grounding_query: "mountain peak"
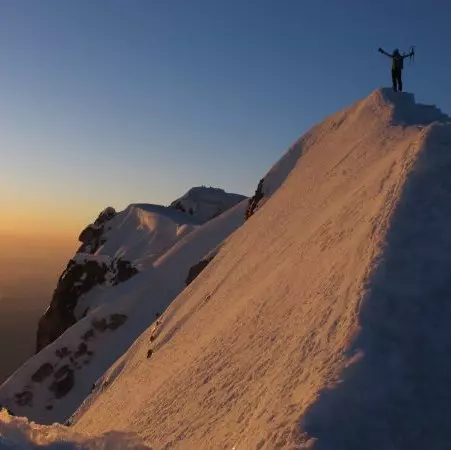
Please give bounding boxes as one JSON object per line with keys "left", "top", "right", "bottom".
{"left": 361, "top": 88, "right": 450, "bottom": 126}
{"left": 2, "top": 90, "right": 451, "bottom": 448}
{"left": 170, "top": 186, "right": 246, "bottom": 223}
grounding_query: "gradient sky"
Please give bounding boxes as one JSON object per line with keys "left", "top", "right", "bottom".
{"left": 1, "top": 0, "right": 450, "bottom": 235}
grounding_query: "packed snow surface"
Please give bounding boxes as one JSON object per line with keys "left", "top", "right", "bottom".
{"left": 71, "top": 89, "right": 451, "bottom": 449}
{"left": 0, "top": 409, "right": 150, "bottom": 449}
{"left": 3, "top": 89, "right": 451, "bottom": 450}
{"left": 0, "top": 200, "right": 247, "bottom": 424}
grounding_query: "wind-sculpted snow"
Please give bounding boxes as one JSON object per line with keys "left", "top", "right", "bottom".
{"left": 0, "top": 409, "right": 151, "bottom": 449}
{"left": 0, "top": 200, "right": 247, "bottom": 424}
{"left": 68, "top": 89, "right": 451, "bottom": 449}
{"left": 301, "top": 121, "right": 451, "bottom": 450}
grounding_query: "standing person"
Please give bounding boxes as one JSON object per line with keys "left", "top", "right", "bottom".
{"left": 378, "top": 47, "right": 415, "bottom": 92}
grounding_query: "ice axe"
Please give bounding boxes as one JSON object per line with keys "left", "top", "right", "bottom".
{"left": 409, "top": 45, "right": 416, "bottom": 64}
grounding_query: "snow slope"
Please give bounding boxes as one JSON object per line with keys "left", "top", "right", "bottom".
{"left": 0, "top": 199, "right": 247, "bottom": 425}
{"left": 35, "top": 204, "right": 198, "bottom": 353}
{"left": 68, "top": 89, "right": 451, "bottom": 449}
{"left": 93, "top": 204, "right": 200, "bottom": 266}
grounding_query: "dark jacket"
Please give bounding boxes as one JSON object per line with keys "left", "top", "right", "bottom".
{"left": 379, "top": 48, "right": 414, "bottom": 71}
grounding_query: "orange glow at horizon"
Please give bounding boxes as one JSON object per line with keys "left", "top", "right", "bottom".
{"left": 0, "top": 191, "right": 102, "bottom": 239}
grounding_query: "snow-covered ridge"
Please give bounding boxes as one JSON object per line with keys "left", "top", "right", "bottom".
{"left": 68, "top": 89, "right": 451, "bottom": 449}
{"left": 170, "top": 186, "right": 247, "bottom": 223}
{"left": 246, "top": 88, "right": 450, "bottom": 220}
{"left": 37, "top": 254, "right": 138, "bottom": 352}
{"left": 0, "top": 193, "right": 247, "bottom": 424}
{"left": 36, "top": 200, "right": 208, "bottom": 353}
{"left": 2, "top": 89, "right": 451, "bottom": 449}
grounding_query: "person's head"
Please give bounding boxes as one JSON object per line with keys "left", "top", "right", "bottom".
{"left": 393, "top": 48, "right": 400, "bottom": 56}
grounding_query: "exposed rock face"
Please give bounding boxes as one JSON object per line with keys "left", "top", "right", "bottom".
{"left": 36, "top": 206, "right": 138, "bottom": 353}
{"left": 170, "top": 186, "right": 246, "bottom": 223}
{"left": 245, "top": 178, "right": 265, "bottom": 220}
{"left": 31, "top": 363, "right": 54, "bottom": 383}
{"left": 49, "top": 365, "right": 74, "bottom": 399}
{"left": 185, "top": 248, "right": 219, "bottom": 286}
{"left": 77, "top": 207, "right": 116, "bottom": 254}
{"left": 8, "top": 313, "right": 128, "bottom": 413}
{"left": 36, "top": 257, "right": 138, "bottom": 352}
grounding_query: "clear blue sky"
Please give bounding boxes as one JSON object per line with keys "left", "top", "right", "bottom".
{"left": 0, "top": 0, "right": 449, "bottom": 230}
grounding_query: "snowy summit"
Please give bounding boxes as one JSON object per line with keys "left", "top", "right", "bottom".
{"left": 2, "top": 89, "right": 451, "bottom": 450}
{"left": 170, "top": 186, "right": 247, "bottom": 223}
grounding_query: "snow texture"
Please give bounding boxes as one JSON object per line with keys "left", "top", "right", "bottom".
{"left": 70, "top": 89, "right": 451, "bottom": 449}
{"left": 0, "top": 200, "right": 247, "bottom": 425}
{"left": 0, "top": 409, "right": 151, "bottom": 449}
{"left": 3, "top": 89, "right": 451, "bottom": 449}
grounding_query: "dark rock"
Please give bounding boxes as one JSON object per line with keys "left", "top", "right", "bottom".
{"left": 31, "top": 363, "right": 54, "bottom": 383}
{"left": 65, "top": 417, "right": 74, "bottom": 426}
{"left": 91, "top": 317, "right": 108, "bottom": 332}
{"left": 49, "top": 366, "right": 74, "bottom": 399}
{"left": 146, "top": 349, "right": 153, "bottom": 359}
{"left": 35, "top": 207, "right": 120, "bottom": 352}
{"left": 14, "top": 391, "right": 33, "bottom": 407}
{"left": 74, "top": 342, "right": 88, "bottom": 358}
{"left": 78, "top": 207, "right": 116, "bottom": 254}
{"left": 186, "top": 253, "right": 216, "bottom": 286}
{"left": 54, "top": 365, "right": 71, "bottom": 380}
{"left": 113, "top": 260, "right": 139, "bottom": 285}
{"left": 108, "top": 313, "right": 128, "bottom": 330}
{"left": 92, "top": 314, "right": 128, "bottom": 332}
{"left": 36, "top": 256, "right": 137, "bottom": 352}
{"left": 245, "top": 178, "right": 265, "bottom": 220}
{"left": 171, "top": 200, "right": 186, "bottom": 213}
{"left": 36, "top": 259, "right": 108, "bottom": 352}
{"left": 55, "top": 347, "right": 71, "bottom": 358}
{"left": 81, "top": 329, "right": 95, "bottom": 341}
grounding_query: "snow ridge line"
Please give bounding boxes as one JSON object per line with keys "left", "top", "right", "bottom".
{"left": 300, "top": 121, "right": 451, "bottom": 449}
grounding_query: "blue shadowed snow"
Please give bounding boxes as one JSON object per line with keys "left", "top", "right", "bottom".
{"left": 301, "top": 104, "right": 451, "bottom": 448}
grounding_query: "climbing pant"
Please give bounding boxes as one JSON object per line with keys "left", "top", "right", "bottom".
{"left": 392, "top": 69, "right": 403, "bottom": 92}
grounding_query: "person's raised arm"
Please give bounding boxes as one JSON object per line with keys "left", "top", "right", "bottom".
{"left": 402, "top": 50, "right": 415, "bottom": 59}
{"left": 378, "top": 48, "right": 392, "bottom": 57}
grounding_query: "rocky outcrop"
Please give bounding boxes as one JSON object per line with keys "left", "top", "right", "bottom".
{"left": 245, "top": 178, "right": 265, "bottom": 220}
{"left": 170, "top": 186, "right": 246, "bottom": 223}
{"left": 77, "top": 207, "right": 116, "bottom": 254}
{"left": 36, "top": 256, "right": 137, "bottom": 352}
{"left": 9, "top": 313, "right": 128, "bottom": 413}
{"left": 35, "top": 206, "right": 139, "bottom": 353}
{"left": 185, "top": 248, "right": 219, "bottom": 286}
